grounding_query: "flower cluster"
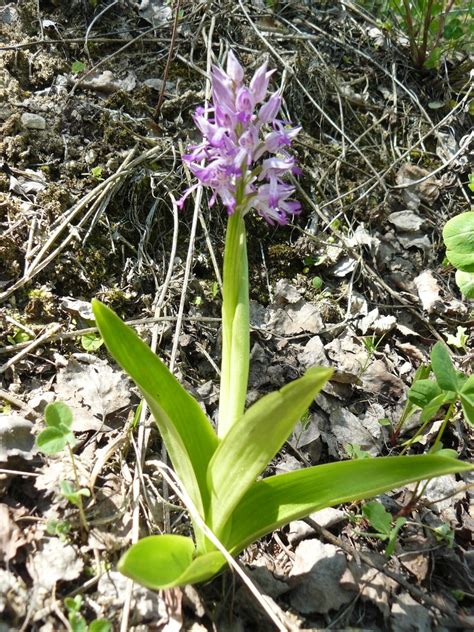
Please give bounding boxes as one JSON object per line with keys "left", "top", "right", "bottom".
{"left": 179, "top": 51, "right": 301, "bottom": 225}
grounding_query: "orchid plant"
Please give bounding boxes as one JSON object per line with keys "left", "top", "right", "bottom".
{"left": 91, "top": 51, "right": 472, "bottom": 590}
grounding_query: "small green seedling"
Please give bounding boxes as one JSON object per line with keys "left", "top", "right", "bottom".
{"left": 46, "top": 518, "right": 72, "bottom": 541}
{"left": 445, "top": 326, "right": 469, "bottom": 351}
{"left": 346, "top": 443, "right": 371, "bottom": 459}
{"left": 431, "top": 522, "right": 455, "bottom": 548}
{"left": 406, "top": 342, "right": 474, "bottom": 449}
{"left": 81, "top": 331, "right": 104, "bottom": 352}
{"left": 36, "top": 401, "right": 75, "bottom": 454}
{"left": 65, "top": 595, "right": 111, "bottom": 632}
{"left": 361, "top": 500, "right": 406, "bottom": 556}
{"left": 468, "top": 173, "right": 474, "bottom": 193}
{"left": 6, "top": 329, "right": 32, "bottom": 345}
{"left": 60, "top": 480, "right": 91, "bottom": 508}
{"left": 442, "top": 211, "right": 474, "bottom": 299}
{"left": 90, "top": 166, "right": 104, "bottom": 180}
{"left": 358, "top": 333, "right": 385, "bottom": 377}
{"left": 36, "top": 402, "right": 89, "bottom": 532}
{"left": 71, "top": 60, "right": 86, "bottom": 74}
{"left": 311, "top": 275, "right": 323, "bottom": 290}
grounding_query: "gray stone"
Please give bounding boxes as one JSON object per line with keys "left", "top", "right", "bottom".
{"left": 388, "top": 210, "right": 424, "bottom": 232}
{"left": 288, "top": 508, "right": 347, "bottom": 545}
{"left": 21, "top": 112, "right": 46, "bottom": 130}
{"left": 391, "top": 593, "right": 431, "bottom": 632}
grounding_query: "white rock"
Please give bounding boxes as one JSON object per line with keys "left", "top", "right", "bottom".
{"left": 20, "top": 112, "right": 46, "bottom": 130}
{"left": 391, "top": 593, "right": 431, "bottom": 632}
{"left": 310, "top": 507, "right": 347, "bottom": 528}
{"left": 97, "top": 571, "right": 167, "bottom": 619}
{"left": 0, "top": 414, "right": 36, "bottom": 462}
{"left": 422, "top": 474, "right": 464, "bottom": 512}
{"left": 27, "top": 539, "right": 83, "bottom": 589}
{"left": 288, "top": 508, "right": 347, "bottom": 544}
{"left": 325, "top": 405, "right": 383, "bottom": 457}
{"left": 267, "top": 302, "right": 323, "bottom": 335}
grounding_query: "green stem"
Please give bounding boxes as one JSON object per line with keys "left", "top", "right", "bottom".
{"left": 400, "top": 415, "right": 433, "bottom": 454}
{"left": 431, "top": 402, "right": 455, "bottom": 453}
{"left": 218, "top": 208, "right": 249, "bottom": 439}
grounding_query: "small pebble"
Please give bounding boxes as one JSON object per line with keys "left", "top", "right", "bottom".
{"left": 21, "top": 112, "right": 46, "bottom": 130}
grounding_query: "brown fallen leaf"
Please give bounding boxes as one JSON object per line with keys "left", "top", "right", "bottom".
{"left": 288, "top": 539, "right": 356, "bottom": 613}
{"left": 414, "top": 270, "right": 443, "bottom": 313}
{"left": 0, "top": 504, "right": 26, "bottom": 563}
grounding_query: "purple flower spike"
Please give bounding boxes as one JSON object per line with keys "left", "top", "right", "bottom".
{"left": 180, "top": 51, "right": 301, "bottom": 226}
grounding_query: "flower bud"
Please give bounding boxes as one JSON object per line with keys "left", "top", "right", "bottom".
{"left": 226, "top": 50, "right": 244, "bottom": 83}
{"left": 258, "top": 92, "right": 281, "bottom": 124}
{"left": 249, "top": 62, "right": 272, "bottom": 103}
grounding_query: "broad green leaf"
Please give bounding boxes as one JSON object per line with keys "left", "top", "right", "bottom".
{"left": 460, "top": 375, "right": 474, "bottom": 426}
{"left": 362, "top": 501, "right": 392, "bottom": 536}
{"left": 434, "top": 448, "right": 459, "bottom": 459}
{"left": 175, "top": 549, "right": 226, "bottom": 586}
{"left": 92, "top": 300, "right": 218, "bottom": 521}
{"left": 207, "top": 367, "right": 333, "bottom": 535}
{"left": 45, "top": 401, "right": 73, "bottom": 430}
{"left": 225, "top": 455, "right": 473, "bottom": 554}
{"left": 408, "top": 379, "right": 442, "bottom": 408}
{"left": 420, "top": 391, "right": 454, "bottom": 423}
{"left": 36, "top": 427, "right": 71, "bottom": 454}
{"left": 118, "top": 535, "right": 225, "bottom": 589}
{"left": 431, "top": 342, "right": 459, "bottom": 392}
{"left": 444, "top": 17, "right": 463, "bottom": 39}
{"left": 443, "top": 211, "right": 474, "bottom": 272}
{"left": 455, "top": 270, "right": 474, "bottom": 299}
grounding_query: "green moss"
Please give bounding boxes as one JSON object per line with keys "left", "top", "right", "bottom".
{"left": 25, "top": 286, "right": 55, "bottom": 320}
{"left": 36, "top": 184, "right": 72, "bottom": 219}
